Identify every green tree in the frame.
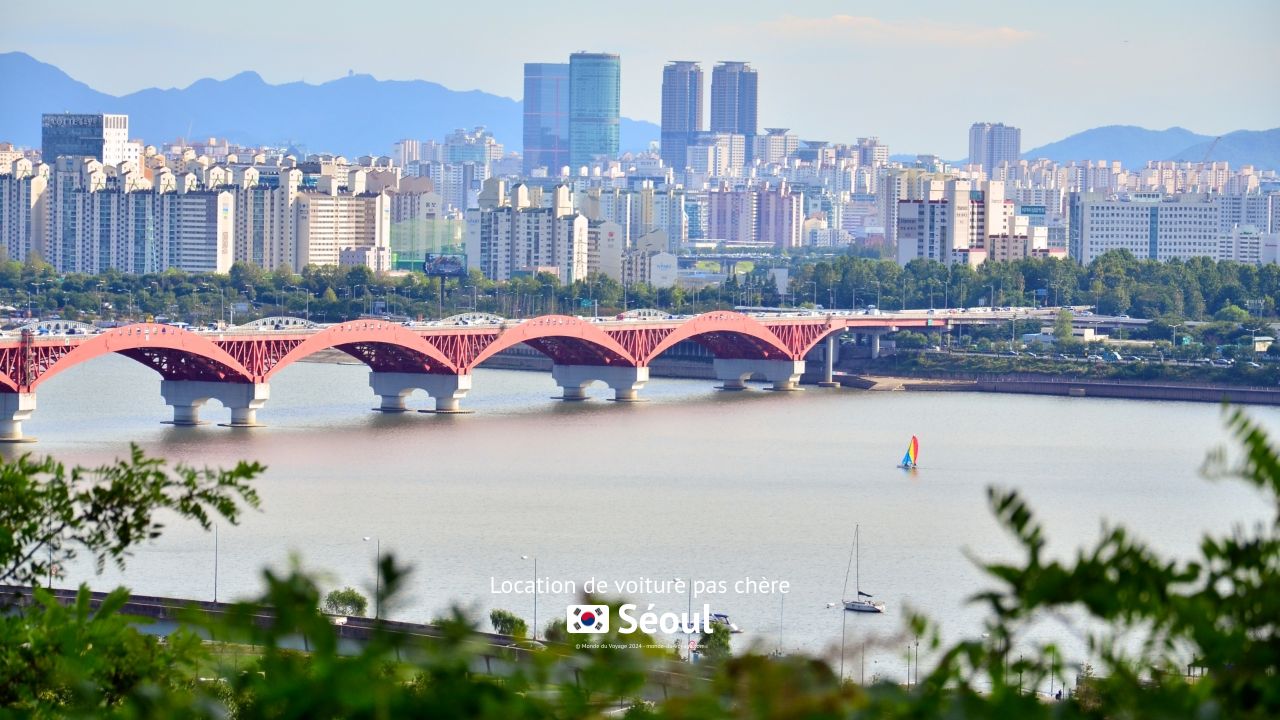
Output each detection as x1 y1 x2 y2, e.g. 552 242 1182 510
1053 308 1074 342
488 608 528 638
0 586 207 713
696 623 732 661
321 587 368 617
0 446 262 587
1214 303 1249 323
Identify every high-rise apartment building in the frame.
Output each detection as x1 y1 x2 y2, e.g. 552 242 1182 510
0 159 49 263
754 128 800 166
968 122 1021 172
41 113 131 165
523 63 571 175
294 188 391 271
710 62 758 165
465 180 587 283
568 52 621 169
660 61 703 172
896 180 1055 266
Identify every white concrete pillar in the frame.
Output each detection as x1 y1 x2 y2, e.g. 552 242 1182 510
551 364 649 402
870 333 882 359
160 380 270 427
818 335 840 387
713 358 806 392
368 372 473 414
0 392 37 442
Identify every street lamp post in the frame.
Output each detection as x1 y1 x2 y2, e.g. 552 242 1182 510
521 555 537 640
673 576 693 659
213 524 219 603
363 536 381 619
826 602 848 681
914 635 919 686
807 281 817 308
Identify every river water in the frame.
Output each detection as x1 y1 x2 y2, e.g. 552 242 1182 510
10 354 1274 685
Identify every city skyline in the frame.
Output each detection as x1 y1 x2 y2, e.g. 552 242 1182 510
3 1 1276 158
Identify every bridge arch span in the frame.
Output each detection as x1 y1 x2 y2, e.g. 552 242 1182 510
466 315 637 370
639 311 794 365
260 320 461 380
17 323 255 393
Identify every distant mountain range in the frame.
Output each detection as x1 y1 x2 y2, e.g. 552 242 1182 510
2 52 1276 169
1022 125 1280 170
0 52 659 156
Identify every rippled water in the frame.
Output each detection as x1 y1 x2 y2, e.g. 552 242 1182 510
12 354 1274 684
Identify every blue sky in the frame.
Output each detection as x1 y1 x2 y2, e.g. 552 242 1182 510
4 0 1277 156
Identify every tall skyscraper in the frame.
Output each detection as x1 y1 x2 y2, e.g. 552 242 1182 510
41 113 130 165
709 62 758 164
968 122 1022 172
660 61 703 172
568 52 621 169
523 63 570 175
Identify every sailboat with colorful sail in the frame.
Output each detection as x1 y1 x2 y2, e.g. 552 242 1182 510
899 435 919 469
842 524 886 614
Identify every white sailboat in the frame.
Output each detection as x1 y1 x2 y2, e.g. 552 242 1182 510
843 524 885 614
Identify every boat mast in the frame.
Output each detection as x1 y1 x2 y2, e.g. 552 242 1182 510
855 524 861 597
842 524 857 602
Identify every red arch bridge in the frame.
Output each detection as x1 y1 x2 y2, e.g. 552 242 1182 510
0 308 1013 441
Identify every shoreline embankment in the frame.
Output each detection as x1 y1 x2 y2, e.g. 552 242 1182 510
301 350 1280 405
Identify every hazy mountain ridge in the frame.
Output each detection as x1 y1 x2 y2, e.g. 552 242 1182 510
1023 125 1280 170
1 53 1275 168
0 51 659 156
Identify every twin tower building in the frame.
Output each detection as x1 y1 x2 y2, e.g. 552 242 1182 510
522 55 757 177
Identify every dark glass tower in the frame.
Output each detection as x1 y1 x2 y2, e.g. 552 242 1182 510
568 52 621 168
660 61 703 172
710 62 758 164
523 63 570 175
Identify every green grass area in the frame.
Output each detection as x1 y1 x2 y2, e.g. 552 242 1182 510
197 641 265 679
875 352 1280 387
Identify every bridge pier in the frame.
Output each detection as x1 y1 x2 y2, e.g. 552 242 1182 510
551 364 649 401
713 358 805 391
870 332 882 359
0 392 37 442
818 335 839 387
368 372 472 413
160 381 270 427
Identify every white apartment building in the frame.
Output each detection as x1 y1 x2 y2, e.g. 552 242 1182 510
1071 193 1221 262
587 220 625 281
295 190 390 271
222 166 302 270
158 190 235 273
0 159 49 262
896 180 1057 266
464 180 587 283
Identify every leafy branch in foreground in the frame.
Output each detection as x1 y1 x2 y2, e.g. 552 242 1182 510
963 405 1279 716
1 411 1276 718
0 444 263 587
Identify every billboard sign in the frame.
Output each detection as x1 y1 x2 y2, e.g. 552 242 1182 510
423 253 468 278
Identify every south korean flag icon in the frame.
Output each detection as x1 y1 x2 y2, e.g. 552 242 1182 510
566 604 610 633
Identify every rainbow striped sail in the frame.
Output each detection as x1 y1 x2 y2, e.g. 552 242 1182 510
901 435 919 468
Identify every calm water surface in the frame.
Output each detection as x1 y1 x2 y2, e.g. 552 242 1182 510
12 354 1275 682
